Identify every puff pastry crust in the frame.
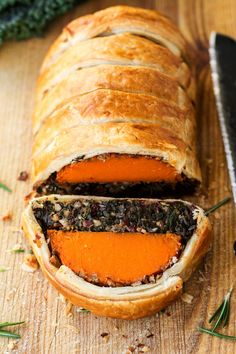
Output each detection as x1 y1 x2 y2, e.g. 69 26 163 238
32 6 200 187
22 195 212 319
42 6 193 68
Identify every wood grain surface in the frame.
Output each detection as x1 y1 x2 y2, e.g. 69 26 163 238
0 0 236 353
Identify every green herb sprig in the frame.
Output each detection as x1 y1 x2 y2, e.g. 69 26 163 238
0 321 25 339
198 288 236 340
0 182 12 193
7 248 25 254
0 266 10 272
11 249 25 253
205 197 231 216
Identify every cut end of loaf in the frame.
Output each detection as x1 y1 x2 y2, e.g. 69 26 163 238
22 195 211 319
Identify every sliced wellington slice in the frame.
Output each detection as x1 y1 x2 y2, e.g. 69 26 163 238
42 6 192 69
22 195 211 319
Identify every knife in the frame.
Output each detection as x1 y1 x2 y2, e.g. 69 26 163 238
209 32 236 203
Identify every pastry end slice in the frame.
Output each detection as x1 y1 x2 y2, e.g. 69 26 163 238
22 195 211 319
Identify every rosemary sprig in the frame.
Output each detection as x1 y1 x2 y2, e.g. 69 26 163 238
198 327 236 340
0 330 20 339
211 289 232 331
7 248 25 254
209 288 232 329
0 321 25 329
12 249 25 253
205 197 231 216
0 182 12 193
198 288 236 340
0 321 25 339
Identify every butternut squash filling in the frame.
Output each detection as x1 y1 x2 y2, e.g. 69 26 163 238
33 198 197 287
35 154 198 198
56 154 181 184
48 230 181 285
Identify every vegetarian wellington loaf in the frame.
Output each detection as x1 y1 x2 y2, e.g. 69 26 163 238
22 6 211 319
32 5 201 198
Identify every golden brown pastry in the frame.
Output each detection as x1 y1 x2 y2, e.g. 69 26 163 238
42 6 193 68
22 195 211 319
32 6 200 198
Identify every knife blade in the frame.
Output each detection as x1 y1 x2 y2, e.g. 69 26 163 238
209 32 236 203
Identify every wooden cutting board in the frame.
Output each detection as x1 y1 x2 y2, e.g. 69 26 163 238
0 1 236 353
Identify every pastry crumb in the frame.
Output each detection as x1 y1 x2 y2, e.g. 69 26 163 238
57 294 66 304
181 292 193 304
140 346 150 353
1 212 12 222
5 287 17 301
17 171 29 181
21 254 39 272
33 234 42 248
206 158 213 165
214 212 220 220
49 254 61 268
6 340 19 351
209 181 217 190
100 332 109 342
65 301 73 317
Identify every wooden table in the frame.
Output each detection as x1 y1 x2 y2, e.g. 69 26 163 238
0 1 236 353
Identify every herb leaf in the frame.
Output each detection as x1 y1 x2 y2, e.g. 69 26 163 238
222 297 230 328
209 288 232 328
209 301 224 323
198 327 236 340
0 321 25 339
0 330 20 339
0 321 25 329
211 295 229 331
0 266 10 272
0 182 12 193
205 197 231 216
198 288 234 340
8 249 25 253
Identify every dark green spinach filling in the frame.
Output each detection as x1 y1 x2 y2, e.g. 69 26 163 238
33 199 197 245
35 172 198 198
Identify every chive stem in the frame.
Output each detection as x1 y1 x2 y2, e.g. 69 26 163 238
205 197 231 216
